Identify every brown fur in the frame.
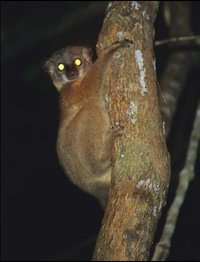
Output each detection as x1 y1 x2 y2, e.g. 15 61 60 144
44 41 130 208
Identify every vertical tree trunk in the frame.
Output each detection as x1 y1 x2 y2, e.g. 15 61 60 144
93 2 171 261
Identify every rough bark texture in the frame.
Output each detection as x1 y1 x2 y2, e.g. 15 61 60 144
152 103 200 261
92 2 171 261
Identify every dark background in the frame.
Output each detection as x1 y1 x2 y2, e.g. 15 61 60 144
1 1 200 261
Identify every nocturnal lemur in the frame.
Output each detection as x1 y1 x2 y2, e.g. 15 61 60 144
44 41 131 208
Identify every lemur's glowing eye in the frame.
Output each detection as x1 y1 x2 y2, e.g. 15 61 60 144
74 59 82 67
58 63 65 71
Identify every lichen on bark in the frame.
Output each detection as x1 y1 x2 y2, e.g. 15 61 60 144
93 2 171 261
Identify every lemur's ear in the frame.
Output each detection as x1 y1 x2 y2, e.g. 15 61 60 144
82 45 93 62
42 59 54 73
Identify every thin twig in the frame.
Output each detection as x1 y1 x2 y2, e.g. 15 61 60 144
152 102 200 261
155 35 200 47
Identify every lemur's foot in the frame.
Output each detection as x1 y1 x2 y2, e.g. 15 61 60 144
110 125 124 137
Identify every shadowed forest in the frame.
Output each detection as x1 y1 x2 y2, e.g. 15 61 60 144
1 1 200 261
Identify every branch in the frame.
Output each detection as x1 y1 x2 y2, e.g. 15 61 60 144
152 102 200 261
159 1 193 138
155 35 200 47
93 1 170 261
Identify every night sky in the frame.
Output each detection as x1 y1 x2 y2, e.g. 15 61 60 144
1 1 200 261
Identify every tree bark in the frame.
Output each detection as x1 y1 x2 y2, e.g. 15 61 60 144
93 1 171 261
152 103 200 261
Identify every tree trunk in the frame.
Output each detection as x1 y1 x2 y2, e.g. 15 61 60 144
93 2 171 261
